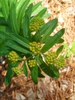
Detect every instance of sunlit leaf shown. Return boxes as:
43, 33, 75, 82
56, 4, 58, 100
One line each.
36, 7, 47, 17
42, 13, 51, 18
32, 1, 42, 12
25, 3, 33, 18
0, 0, 9, 21
17, 0, 30, 29
9, 3, 19, 34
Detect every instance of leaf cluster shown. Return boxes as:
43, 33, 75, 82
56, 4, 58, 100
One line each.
0, 0, 65, 85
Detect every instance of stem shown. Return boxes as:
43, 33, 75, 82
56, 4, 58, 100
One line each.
19, 54, 36, 62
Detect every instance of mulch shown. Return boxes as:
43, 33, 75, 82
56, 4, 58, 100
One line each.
0, 0, 75, 100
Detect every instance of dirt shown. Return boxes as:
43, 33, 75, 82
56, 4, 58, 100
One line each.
0, 0, 75, 100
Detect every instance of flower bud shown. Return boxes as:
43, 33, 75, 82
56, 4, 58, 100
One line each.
29, 22, 40, 32
29, 42, 41, 54
12, 67, 21, 75
55, 56, 66, 69
28, 60, 37, 67
8, 51, 19, 63
32, 17, 45, 26
46, 52, 57, 65
29, 17, 45, 32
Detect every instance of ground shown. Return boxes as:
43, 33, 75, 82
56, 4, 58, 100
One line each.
0, 0, 75, 100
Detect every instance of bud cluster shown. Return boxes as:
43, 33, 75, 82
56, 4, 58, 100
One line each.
46, 52, 57, 65
12, 67, 22, 75
55, 56, 66, 69
32, 17, 45, 26
30, 42, 41, 54
29, 22, 40, 32
46, 51, 66, 69
29, 17, 44, 32
8, 51, 19, 63
28, 60, 37, 67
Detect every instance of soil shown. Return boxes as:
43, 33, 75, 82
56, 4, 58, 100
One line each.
0, 0, 75, 100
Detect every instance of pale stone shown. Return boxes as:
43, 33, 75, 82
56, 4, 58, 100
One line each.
16, 93, 26, 100
26, 88, 34, 97
69, 95, 75, 100
62, 0, 72, 3
58, 14, 64, 23
73, 84, 75, 92
37, 94, 43, 99
61, 84, 68, 91
28, 98, 34, 100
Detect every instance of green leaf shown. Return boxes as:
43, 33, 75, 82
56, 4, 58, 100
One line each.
42, 13, 51, 18
0, 26, 7, 31
31, 65, 38, 84
5, 40, 32, 54
70, 49, 75, 54
56, 45, 64, 56
34, 18, 58, 41
0, 30, 11, 40
0, 41, 9, 56
40, 62, 59, 79
32, 1, 42, 12
9, 3, 19, 34
0, 25, 11, 33
70, 41, 75, 54
71, 41, 75, 50
22, 14, 29, 38
57, 38, 64, 43
14, 34, 29, 44
16, 0, 26, 13
36, 7, 47, 17
32, 6, 44, 16
25, 3, 33, 18
41, 28, 65, 53
63, 43, 69, 50
0, 17, 7, 25
41, 18, 58, 42
29, 0, 35, 3
8, 0, 17, 6
17, 0, 30, 29
0, 0, 9, 21
4, 61, 19, 86
10, 34, 30, 49
44, 36, 64, 44
23, 61, 28, 77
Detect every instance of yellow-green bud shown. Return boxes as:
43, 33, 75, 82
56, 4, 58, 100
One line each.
12, 67, 21, 75
8, 51, 19, 63
32, 17, 45, 26
29, 17, 45, 32
46, 52, 57, 65
29, 42, 41, 54
29, 22, 40, 32
55, 56, 66, 69
28, 60, 37, 67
